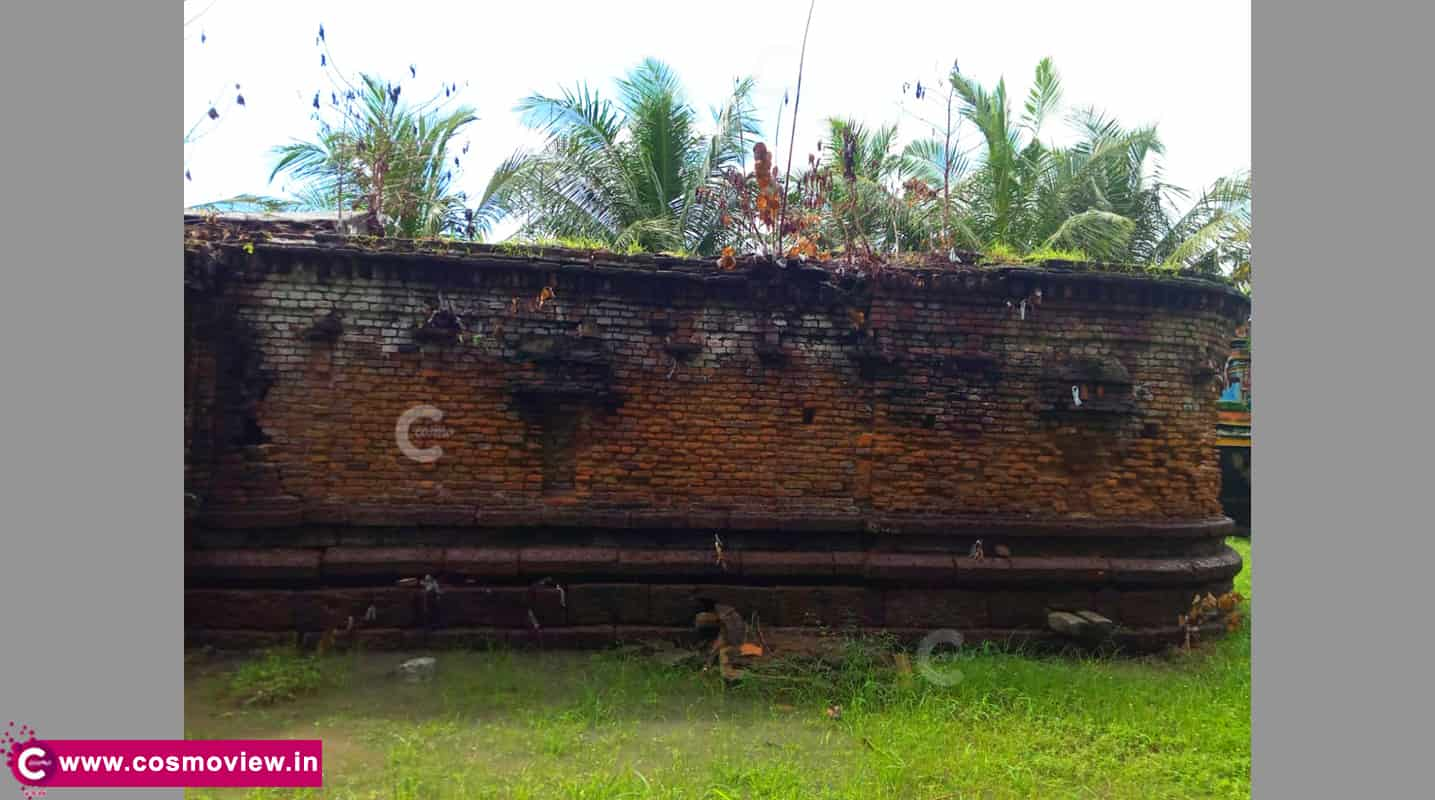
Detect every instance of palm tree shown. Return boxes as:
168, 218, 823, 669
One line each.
899, 58, 1179, 263
1155, 170, 1251, 286
498, 59, 760, 255
1039, 107, 1173, 262
900, 132, 977, 253
268, 74, 518, 240
798, 118, 940, 255
902, 57, 1251, 280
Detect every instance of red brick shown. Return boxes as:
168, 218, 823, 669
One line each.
954, 557, 1011, 585
186, 590, 293, 631
615, 625, 690, 644
740, 551, 835, 578
865, 553, 956, 582
187, 549, 321, 581
427, 628, 512, 649
1003, 557, 1112, 585
322, 547, 443, 579
442, 586, 566, 628
1109, 558, 1199, 586
443, 547, 519, 577
354, 627, 426, 651
987, 590, 1095, 628
648, 585, 728, 627
185, 218, 1248, 642
519, 546, 618, 576
617, 549, 729, 577
884, 589, 989, 628
185, 629, 299, 651
776, 587, 874, 628
291, 587, 419, 631
509, 626, 617, 649
1118, 590, 1195, 627
565, 583, 649, 625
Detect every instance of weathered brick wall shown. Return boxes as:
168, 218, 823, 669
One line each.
183, 219, 1249, 649
184, 222, 1247, 529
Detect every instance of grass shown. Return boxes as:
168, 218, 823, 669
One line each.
186, 538, 1250, 800
225, 650, 335, 707
974, 243, 1095, 267
497, 237, 668, 257
1020, 245, 1091, 264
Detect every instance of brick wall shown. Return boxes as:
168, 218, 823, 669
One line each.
183, 219, 1249, 648
184, 224, 1246, 528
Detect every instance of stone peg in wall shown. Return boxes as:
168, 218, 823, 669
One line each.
1038, 356, 1136, 417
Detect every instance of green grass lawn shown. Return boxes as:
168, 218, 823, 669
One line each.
185, 538, 1250, 800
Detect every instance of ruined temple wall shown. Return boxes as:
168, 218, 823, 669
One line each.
185, 245, 1241, 526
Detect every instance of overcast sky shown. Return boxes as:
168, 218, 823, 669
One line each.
183, 0, 1250, 238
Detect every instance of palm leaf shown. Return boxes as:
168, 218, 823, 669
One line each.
1043, 209, 1136, 261
1021, 57, 1063, 137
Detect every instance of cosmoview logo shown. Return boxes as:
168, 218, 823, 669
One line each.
914, 629, 966, 687
14, 744, 53, 785
5, 723, 52, 798
395, 404, 450, 463
5, 729, 324, 791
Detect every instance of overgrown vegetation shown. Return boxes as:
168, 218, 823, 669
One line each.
190, 34, 1249, 290
499, 235, 671, 257
186, 539, 1250, 799
223, 649, 340, 707
494, 59, 760, 254
193, 28, 520, 240
738, 57, 1251, 287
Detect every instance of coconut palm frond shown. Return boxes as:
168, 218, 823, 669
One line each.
503, 60, 756, 256
267, 71, 477, 238
1044, 209, 1136, 261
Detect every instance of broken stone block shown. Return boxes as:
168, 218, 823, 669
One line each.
1075, 610, 1115, 637
1048, 610, 1115, 643
396, 656, 436, 683
1047, 611, 1088, 638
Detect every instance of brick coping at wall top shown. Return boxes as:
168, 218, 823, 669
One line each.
183, 213, 1249, 305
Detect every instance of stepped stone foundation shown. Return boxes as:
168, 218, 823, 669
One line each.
184, 215, 1249, 652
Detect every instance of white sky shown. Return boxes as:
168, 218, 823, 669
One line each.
183, 0, 1250, 239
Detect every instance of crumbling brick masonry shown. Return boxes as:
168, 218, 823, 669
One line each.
184, 215, 1249, 651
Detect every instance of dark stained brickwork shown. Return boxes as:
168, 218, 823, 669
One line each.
184, 216, 1249, 650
